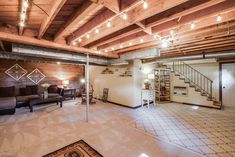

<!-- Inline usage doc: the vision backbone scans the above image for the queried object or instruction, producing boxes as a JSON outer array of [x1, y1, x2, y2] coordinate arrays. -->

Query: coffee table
[[29, 96, 63, 112]]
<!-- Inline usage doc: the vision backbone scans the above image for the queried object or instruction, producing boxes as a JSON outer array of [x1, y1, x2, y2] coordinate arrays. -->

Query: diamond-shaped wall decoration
[[27, 68, 45, 84], [5, 64, 27, 81]]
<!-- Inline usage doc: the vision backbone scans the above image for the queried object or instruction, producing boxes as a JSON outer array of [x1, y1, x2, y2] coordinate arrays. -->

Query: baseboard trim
[[172, 101, 221, 109], [94, 98, 151, 109]]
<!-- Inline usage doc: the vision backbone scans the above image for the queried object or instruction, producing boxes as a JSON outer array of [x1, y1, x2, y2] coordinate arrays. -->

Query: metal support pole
[[86, 54, 89, 122]]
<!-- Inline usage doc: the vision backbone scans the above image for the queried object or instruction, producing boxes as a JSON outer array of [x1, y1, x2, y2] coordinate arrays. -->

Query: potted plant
[[41, 83, 50, 99]]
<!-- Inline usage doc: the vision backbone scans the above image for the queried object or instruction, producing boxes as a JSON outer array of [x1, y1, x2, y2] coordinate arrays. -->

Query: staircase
[[165, 61, 221, 109]]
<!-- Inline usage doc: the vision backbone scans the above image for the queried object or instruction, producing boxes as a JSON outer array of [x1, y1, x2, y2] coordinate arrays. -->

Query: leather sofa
[[16, 85, 40, 107], [0, 86, 16, 115], [0, 85, 63, 115]]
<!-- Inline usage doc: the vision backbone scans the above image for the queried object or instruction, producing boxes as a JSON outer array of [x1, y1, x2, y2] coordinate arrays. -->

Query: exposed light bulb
[[23, 0, 29, 8], [78, 38, 82, 42], [170, 30, 174, 35], [153, 35, 158, 39], [72, 41, 76, 45], [95, 28, 99, 34], [107, 21, 112, 28], [111, 47, 115, 51], [57, 62, 61, 65], [190, 22, 196, 29], [86, 34, 90, 39], [105, 49, 108, 53], [161, 40, 168, 48], [143, 1, 148, 9], [123, 13, 128, 20], [120, 45, 123, 48], [21, 13, 26, 19], [129, 42, 132, 46], [140, 38, 144, 43], [19, 21, 25, 27], [216, 15, 222, 22]]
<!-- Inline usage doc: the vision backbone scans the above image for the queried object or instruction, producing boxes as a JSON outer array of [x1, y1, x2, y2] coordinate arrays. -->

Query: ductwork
[[11, 44, 108, 65], [145, 50, 235, 63], [120, 48, 160, 60]]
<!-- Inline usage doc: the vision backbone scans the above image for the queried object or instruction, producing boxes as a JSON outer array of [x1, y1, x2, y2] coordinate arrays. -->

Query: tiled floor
[[133, 103, 235, 157], [0, 100, 199, 157], [1, 100, 234, 157]]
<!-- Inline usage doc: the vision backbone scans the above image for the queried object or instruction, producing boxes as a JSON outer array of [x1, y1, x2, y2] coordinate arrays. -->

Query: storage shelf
[[154, 68, 171, 103]]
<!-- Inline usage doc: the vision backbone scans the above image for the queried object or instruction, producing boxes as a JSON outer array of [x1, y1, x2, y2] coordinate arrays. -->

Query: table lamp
[[62, 80, 69, 88]]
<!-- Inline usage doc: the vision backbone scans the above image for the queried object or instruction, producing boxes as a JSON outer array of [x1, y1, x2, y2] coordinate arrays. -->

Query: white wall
[[89, 65, 137, 107], [89, 60, 220, 108]]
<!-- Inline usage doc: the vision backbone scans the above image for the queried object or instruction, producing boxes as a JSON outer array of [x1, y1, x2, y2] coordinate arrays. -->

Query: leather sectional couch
[[0, 85, 63, 115], [0, 86, 16, 115]]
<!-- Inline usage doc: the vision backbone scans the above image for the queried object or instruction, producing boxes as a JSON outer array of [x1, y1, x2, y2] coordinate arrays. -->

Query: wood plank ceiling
[[0, 0, 235, 59]]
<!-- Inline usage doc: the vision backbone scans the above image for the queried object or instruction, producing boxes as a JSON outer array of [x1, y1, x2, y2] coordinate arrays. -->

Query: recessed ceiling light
[[107, 21, 112, 28]]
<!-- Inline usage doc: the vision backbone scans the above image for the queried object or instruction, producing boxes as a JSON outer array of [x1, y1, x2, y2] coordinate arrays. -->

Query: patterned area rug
[[43, 140, 103, 157]]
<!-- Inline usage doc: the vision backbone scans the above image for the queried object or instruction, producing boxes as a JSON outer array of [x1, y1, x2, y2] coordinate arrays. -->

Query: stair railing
[[173, 61, 213, 98]]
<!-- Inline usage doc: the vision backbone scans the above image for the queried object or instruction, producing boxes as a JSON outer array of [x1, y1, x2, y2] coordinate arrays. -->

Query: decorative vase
[[44, 90, 48, 99]]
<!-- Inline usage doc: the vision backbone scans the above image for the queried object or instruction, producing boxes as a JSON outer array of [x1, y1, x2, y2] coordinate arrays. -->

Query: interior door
[[222, 63, 235, 107]]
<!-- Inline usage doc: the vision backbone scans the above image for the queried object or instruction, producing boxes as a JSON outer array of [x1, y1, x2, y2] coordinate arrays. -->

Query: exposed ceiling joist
[[105, 5, 235, 53], [91, 0, 226, 50], [54, 1, 102, 42], [38, 0, 67, 39], [68, 0, 189, 46]]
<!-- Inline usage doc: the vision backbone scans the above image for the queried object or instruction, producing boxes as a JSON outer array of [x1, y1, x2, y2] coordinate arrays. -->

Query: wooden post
[[86, 54, 89, 122]]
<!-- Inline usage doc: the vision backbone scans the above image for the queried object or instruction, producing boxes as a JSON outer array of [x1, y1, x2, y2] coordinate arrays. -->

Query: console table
[[63, 88, 76, 99], [141, 89, 156, 108]]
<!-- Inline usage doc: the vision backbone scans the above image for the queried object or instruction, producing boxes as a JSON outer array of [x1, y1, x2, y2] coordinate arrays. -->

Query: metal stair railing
[[173, 61, 213, 98]]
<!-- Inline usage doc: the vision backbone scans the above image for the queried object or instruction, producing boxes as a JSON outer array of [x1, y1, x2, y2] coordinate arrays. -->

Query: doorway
[[222, 63, 235, 107]]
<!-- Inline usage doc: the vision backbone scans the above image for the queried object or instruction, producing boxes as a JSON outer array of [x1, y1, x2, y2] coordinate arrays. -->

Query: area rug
[[43, 140, 103, 157]]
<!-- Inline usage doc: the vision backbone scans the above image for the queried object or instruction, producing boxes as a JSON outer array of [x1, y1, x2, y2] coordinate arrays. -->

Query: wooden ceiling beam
[[66, 8, 115, 44], [0, 31, 118, 58], [113, 23, 235, 54], [92, 0, 120, 13], [38, 0, 67, 39], [90, 26, 143, 48], [105, 8, 235, 53], [146, 0, 226, 28], [54, 1, 102, 42], [94, 0, 227, 50], [69, 0, 189, 46]]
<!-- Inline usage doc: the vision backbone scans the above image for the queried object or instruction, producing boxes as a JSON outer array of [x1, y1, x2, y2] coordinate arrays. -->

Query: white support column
[[86, 54, 89, 122]]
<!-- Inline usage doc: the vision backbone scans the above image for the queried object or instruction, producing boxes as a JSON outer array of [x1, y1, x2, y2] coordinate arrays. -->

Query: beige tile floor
[[134, 103, 235, 157], [0, 100, 232, 157]]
